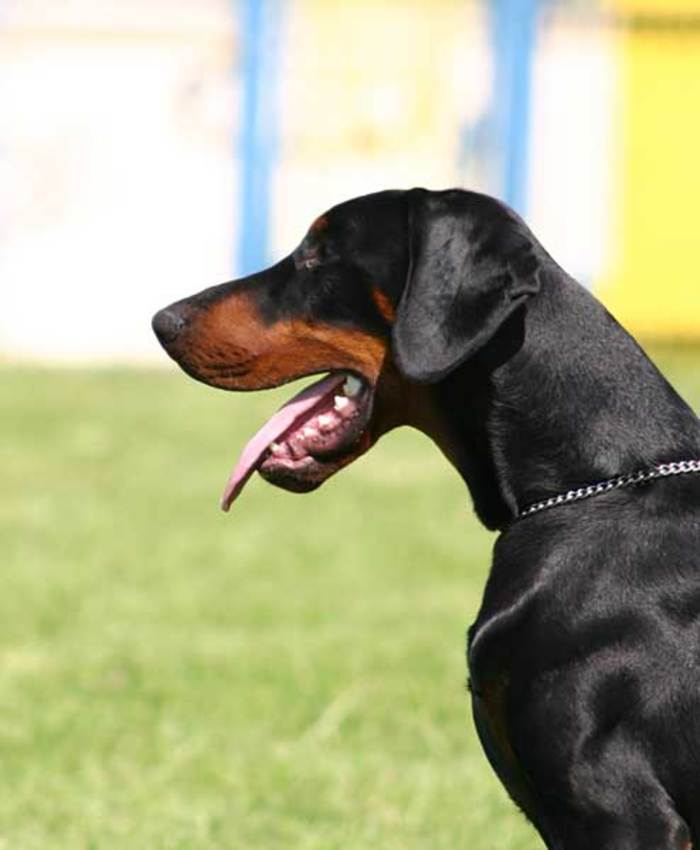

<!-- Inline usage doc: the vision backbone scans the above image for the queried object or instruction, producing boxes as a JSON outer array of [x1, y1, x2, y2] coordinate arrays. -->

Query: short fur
[[153, 189, 700, 849]]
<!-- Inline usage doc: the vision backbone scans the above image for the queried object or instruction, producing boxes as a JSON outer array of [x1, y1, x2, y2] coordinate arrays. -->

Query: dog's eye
[[296, 250, 321, 271]]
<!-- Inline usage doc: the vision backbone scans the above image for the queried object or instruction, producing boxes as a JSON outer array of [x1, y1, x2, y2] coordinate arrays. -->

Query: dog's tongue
[[220, 373, 346, 512]]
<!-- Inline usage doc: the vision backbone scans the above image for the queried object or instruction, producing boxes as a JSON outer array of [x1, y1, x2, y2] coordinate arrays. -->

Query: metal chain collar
[[518, 460, 700, 520]]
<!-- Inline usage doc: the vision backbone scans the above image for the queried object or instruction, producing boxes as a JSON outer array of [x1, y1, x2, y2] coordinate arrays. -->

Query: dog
[[153, 188, 700, 849]]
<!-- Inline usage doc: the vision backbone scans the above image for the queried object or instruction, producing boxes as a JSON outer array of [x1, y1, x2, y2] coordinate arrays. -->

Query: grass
[[0, 347, 698, 849]]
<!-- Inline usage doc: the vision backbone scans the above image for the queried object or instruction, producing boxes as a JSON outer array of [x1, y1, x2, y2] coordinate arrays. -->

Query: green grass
[[1, 347, 698, 849]]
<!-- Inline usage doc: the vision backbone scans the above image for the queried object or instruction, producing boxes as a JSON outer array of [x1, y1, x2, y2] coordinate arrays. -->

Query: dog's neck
[[427, 271, 700, 530]]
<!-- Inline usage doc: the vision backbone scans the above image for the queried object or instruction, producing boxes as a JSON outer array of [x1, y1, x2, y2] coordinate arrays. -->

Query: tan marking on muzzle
[[175, 289, 389, 391]]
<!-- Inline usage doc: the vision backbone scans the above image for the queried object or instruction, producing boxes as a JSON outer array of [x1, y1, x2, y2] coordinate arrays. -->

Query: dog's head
[[152, 188, 543, 508]]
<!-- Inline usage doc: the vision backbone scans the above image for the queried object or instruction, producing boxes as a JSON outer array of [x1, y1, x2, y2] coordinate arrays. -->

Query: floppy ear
[[392, 189, 543, 383]]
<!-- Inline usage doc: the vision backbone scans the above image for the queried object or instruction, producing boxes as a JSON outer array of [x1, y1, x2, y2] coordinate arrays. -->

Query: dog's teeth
[[334, 395, 350, 411], [289, 440, 306, 459], [270, 442, 284, 456], [318, 414, 335, 430], [344, 375, 362, 396], [302, 426, 318, 439]]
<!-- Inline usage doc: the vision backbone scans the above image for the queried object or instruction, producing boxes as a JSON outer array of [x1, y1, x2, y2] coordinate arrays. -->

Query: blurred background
[[1, 2, 699, 848], [2, 0, 699, 361]]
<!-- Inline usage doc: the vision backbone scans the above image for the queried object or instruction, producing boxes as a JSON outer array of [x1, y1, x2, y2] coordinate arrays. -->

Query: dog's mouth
[[221, 371, 374, 510]]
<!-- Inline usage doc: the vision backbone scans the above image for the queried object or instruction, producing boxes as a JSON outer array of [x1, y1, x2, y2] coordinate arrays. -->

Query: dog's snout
[[152, 306, 187, 346]]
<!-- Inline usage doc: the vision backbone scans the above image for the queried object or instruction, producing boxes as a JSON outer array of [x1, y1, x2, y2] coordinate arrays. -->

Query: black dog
[[153, 189, 700, 849]]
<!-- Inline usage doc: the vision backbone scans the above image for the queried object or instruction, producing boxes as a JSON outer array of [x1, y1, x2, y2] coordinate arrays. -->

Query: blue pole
[[488, 0, 539, 216], [235, 0, 282, 276]]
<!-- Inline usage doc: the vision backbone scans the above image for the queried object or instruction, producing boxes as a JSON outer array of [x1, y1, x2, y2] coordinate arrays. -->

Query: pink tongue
[[220, 373, 346, 511]]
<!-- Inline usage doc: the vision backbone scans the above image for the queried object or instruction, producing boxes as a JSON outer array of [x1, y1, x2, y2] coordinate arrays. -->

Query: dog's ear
[[392, 189, 543, 383]]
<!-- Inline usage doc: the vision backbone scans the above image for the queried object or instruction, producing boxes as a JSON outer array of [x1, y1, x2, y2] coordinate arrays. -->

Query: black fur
[[154, 188, 700, 849], [402, 191, 700, 849]]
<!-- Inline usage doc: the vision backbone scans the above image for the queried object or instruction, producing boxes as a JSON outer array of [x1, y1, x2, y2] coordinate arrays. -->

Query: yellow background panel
[[606, 0, 700, 12], [599, 5, 700, 339]]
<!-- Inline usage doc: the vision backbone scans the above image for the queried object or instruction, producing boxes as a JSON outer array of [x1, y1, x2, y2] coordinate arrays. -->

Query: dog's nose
[[152, 306, 187, 346]]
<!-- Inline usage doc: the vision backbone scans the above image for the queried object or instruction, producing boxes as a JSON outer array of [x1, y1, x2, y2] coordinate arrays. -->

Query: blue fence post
[[235, 0, 283, 276], [488, 0, 540, 216]]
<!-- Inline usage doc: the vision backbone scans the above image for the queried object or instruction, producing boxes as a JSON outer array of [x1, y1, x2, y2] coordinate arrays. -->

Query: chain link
[[518, 460, 700, 520]]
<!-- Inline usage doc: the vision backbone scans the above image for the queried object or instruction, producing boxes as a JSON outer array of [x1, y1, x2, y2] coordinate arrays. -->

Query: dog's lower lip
[[258, 378, 373, 472], [220, 371, 373, 509]]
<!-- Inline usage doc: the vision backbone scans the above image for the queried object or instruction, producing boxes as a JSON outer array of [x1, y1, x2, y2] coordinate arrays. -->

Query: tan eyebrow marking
[[310, 215, 329, 234]]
